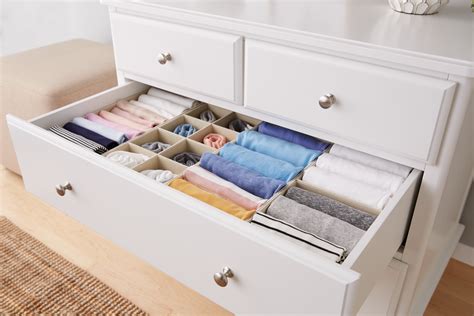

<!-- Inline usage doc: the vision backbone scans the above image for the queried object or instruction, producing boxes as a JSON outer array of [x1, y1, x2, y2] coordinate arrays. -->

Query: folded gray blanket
[[172, 152, 201, 166], [141, 141, 171, 153]]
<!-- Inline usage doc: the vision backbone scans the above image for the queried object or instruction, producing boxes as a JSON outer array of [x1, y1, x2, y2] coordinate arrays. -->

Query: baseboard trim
[[452, 242, 474, 266]]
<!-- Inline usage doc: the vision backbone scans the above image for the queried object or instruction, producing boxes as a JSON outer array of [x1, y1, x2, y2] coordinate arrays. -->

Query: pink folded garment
[[203, 133, 227, 149], [116, 100, 166, 124], [99, 110, 149, 132], [111, 106, 156, 128], [84, 112, 143, 140]]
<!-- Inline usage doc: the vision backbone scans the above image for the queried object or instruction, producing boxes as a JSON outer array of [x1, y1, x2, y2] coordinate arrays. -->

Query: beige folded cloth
[[116, 100, 166, 124], [99, 110, 149, 132], [129, 100, 174, 120]]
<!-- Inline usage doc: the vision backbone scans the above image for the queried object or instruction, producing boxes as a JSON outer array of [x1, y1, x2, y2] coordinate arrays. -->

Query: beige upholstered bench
[[0, 39, 117, 175]]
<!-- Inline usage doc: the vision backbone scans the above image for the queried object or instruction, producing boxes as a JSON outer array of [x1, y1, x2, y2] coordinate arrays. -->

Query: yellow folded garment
[[169, 179, 255, 221]]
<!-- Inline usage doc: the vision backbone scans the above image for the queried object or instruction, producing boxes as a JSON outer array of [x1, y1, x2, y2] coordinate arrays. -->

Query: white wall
[[0, 0, 112, 56]]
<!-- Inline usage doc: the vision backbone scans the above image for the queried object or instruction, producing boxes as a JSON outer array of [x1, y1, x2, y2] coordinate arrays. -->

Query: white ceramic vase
[[388, 0, 449, 15]]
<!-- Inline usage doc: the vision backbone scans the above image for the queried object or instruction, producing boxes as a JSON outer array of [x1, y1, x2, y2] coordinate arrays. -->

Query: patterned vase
[[388, 0, 449, 15]]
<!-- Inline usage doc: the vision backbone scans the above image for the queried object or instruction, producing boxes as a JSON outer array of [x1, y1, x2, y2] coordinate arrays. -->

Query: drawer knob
[[213, 267, 234, 287], [158, 52, 172, 65], [55, 182, 72, 196], [319, 93, 336, 109]]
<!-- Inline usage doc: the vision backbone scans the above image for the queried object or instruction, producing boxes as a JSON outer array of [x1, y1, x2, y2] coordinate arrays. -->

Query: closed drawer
[[110, 13, 243, 103], [7, 82, 421, 315], [245, 40, 456, 163]]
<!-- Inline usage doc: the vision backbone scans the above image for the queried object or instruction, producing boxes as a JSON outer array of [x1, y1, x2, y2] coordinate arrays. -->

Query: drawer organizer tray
[[7, 81, 422, 315]]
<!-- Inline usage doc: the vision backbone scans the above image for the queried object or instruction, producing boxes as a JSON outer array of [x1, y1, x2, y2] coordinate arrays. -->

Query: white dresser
[[7, 0, 473, 315]]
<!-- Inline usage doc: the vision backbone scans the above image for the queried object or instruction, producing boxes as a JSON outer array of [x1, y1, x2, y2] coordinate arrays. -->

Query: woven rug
[[0, 217, 147, 315]]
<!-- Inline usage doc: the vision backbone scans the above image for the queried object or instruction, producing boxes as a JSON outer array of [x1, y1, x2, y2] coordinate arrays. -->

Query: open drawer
[[7, 81, 421, 315]]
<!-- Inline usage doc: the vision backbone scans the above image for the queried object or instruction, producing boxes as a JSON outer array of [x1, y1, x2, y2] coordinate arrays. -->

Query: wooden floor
[[1, 164, 472, 315]]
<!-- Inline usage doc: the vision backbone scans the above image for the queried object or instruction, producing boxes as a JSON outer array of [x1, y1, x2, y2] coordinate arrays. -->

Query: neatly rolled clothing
[[203, 133, 227, 149], [330, 144, 412, 178], [258, 122, 329, 151], [117, 100, 167, 124], [148, 87, 198, 108], [228, 118, 253, 132], [267, 196, 364, 252], [172, 152, 201, 166], [286, 187, 376, 231], [200, 153, 285, 199], [316, 153, 404, 194], [219, 143, 302, 182], [237, 130, 321, 167], [84, 112, 143, 140], [105, 151, 149, 168], [99, 110, 149, 132], [251, 212, 346, 263], [141, 141, 171, 153], [303, 167, 391, 210], [199, 110, 216, 122], [111, 106, 156, 128], [169, 179, 255, 221], [141, 169, 174, 183], [49, 125, 107, 154], [72, 117, 128, 144], [63, 122, 118, 150], [173, 123, 197, 137], [138, 94, 186, 117], [184, 165, 265, 210]]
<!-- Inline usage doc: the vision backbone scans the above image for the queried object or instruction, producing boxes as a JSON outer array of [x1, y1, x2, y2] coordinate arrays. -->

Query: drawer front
[[245, 40, 456, 162], [110, 13, 243, 103]]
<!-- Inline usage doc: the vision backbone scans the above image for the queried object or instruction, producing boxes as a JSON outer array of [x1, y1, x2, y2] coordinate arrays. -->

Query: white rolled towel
[[72, 117, 128, 144], [303, 167, 391, 211], [138, 94, 187, 117], [147, 87, 198, 108], [316, 153, 404, 194], [330, 144, 412, 178], [141, 169, 175, 183], [129, 100, 174, 120], [106, 151, 149, 168]]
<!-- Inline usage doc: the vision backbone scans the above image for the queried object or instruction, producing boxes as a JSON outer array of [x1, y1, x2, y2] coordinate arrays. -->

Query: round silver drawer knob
[[158, 52, 172, 65], [55, 182, 72, 196], [213, 267, 234, 287], [319, 93, 336, 109]]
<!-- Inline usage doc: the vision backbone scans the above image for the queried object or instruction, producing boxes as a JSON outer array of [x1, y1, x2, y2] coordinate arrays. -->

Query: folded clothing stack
[[141, 169, 175, 183], [105, 151, 149, 168]]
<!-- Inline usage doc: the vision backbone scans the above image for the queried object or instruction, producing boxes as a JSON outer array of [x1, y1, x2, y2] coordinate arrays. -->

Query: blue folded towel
[[173, 123, 197, 137], [63, 122, 118, 149], [200, 153, 286, 199], [219, 143, 302, 182], [237, 130, 321, 167], [258, 122, 330, 151]]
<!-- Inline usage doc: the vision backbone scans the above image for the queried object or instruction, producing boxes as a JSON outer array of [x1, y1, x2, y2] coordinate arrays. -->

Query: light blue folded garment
[[72, 117, 128, 144], [236, 130, 321, 167], [219, 143, 302, 182], [173, 123, 197, 137]]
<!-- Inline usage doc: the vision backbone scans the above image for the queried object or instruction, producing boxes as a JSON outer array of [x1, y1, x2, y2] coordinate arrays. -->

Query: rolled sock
[[258, 122, 330, 151], [141, 141, 171, 153], [141, 169, 174, 183], [286, 187, 376, 231], [330, 144, 412, 178], [303, 167, 391, 210], [138, 94, 186, 117], [219, 143, 302, 182], [111, 106, 156, 128], [184, 166, 265, 210], [72, 116, 128, 144], [172, 152, 201, 166], [124, 100, 170, 122], [203, 133, 227, 149], [173, 123, 197, 137], [316, 153, 404, 194], [147, 87, 198, 108], [199, 110, 216, 122], [169, 179, 255, 221], [228, 118, 253, 132], [49, 125, 107, 154], [267, 195, 365, 252], [99, 110, 149, 132], [237, 130, 321, 167], [250, 212, 346, 263], [106, 150, 149, 168], [84, 112, 143, 140], [63, 122, 118, 150], [200, 153, 285, 199]]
